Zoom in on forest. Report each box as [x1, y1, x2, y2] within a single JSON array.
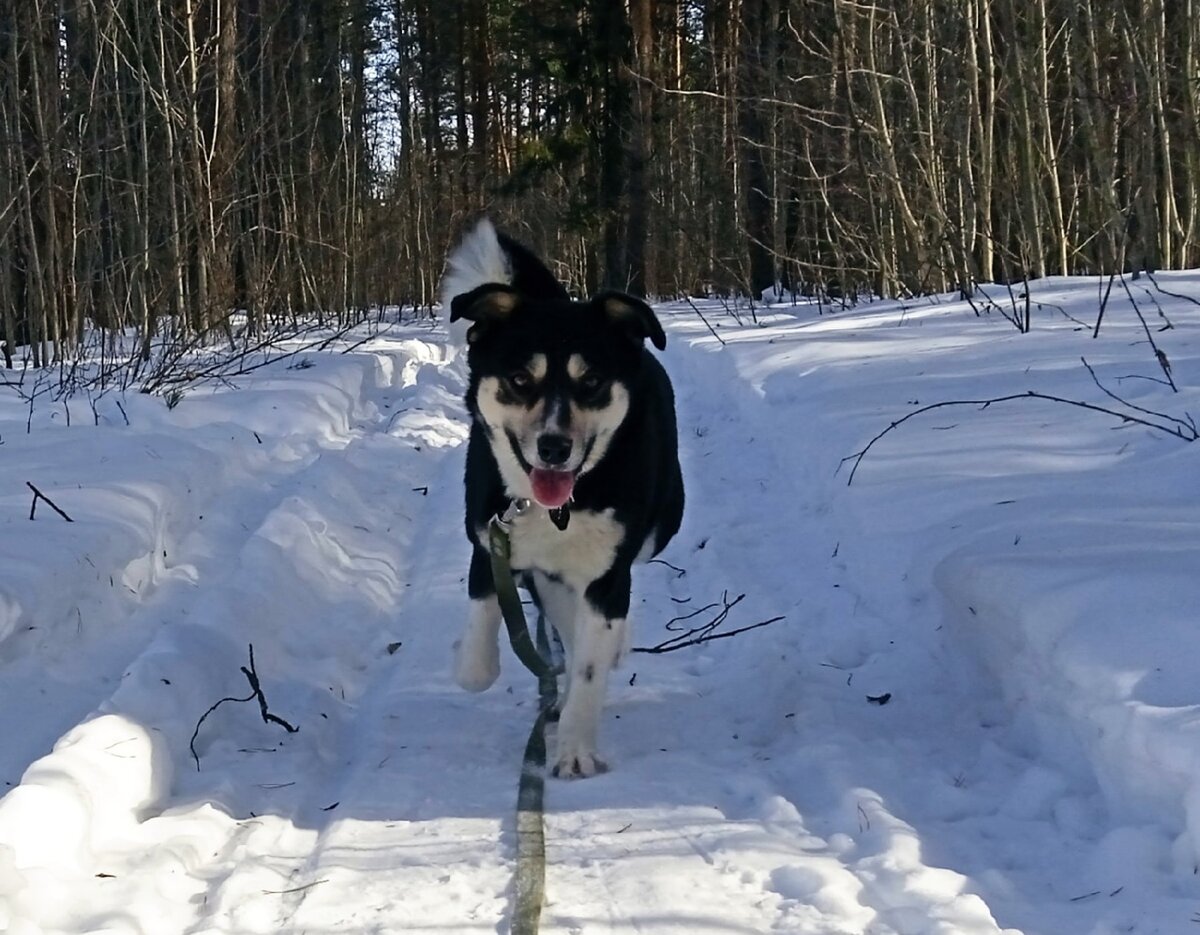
[[2, 0, 1199, 365]]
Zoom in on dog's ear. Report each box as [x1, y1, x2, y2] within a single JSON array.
[[450, 284, 519, 342], [449, 283, 518, 323], [596, 291, 666, 351]]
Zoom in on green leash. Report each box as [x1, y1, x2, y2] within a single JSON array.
[[488, 508, 560, 935], [488, 513, 557, 681]]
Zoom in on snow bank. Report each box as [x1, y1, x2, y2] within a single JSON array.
[[936, 502, 1200, 868], [2, 278, 1199, 934], [0, 331, 460, 932]]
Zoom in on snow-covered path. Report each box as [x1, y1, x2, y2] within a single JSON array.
[[2, 278, 1199, 934]]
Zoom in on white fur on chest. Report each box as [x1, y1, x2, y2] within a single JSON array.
[[505, 508, 625, 587]]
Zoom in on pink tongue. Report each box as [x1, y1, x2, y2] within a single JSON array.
[[529, 469, 575, 508]]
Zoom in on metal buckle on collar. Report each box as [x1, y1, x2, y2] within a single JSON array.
[[493, 496, 571, 533], [495, 497, 532, 531]]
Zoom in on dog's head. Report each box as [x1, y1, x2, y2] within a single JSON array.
[[452, 284, 666, 508]]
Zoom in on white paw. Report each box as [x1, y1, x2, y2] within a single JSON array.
[[453, 636, 499, 692], [551, 737, 608, 779]]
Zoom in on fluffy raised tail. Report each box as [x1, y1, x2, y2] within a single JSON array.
[[441, 219, 512, 346], [441, 220, 571, 345]]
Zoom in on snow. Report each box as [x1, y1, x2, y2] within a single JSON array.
[[1, 274, 1198, 933]]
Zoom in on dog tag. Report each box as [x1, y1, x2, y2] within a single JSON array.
[[549, 506, 570, 531]]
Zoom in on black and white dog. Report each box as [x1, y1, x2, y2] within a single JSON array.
[[442, 220, 684, 778]]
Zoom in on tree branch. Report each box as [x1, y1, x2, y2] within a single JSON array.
[[841, 386, 1197, 486], [27, 482, 73, 522], [189, 643, 298, 770], [633, 590, 785, 654]]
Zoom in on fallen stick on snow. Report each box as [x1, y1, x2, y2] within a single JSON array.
[[189, 643, 299, 771], [633, 590, 785, 654], [26, 482, 74, 522], [840, 374, 1199, 486]]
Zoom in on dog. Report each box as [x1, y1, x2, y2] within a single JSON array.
[[442, 219, 684, 778]]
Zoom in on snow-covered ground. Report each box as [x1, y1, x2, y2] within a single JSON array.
[[0, 274, 1198, 934]]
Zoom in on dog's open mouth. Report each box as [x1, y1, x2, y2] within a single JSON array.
[[529, 468, 575, 509]]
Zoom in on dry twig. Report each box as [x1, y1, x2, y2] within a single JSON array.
[[841, 375, 1198, 486], [633, 590, 785, 654], [27, 482, 73, 522], [189, 643, 299, 770]]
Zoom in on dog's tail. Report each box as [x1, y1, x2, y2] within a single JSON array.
[[440, 218, 511, 346], [440, 219, 569, 345]]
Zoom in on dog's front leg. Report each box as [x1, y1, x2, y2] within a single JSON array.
[[553, 566, 630, 778], [455, 546, 502, 692], [529, 571, 579, 703]]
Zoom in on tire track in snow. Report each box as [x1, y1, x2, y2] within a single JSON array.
[[0, 333, 467, 933], [360, 319, 882, 935], [164, 336, 472, 935], [648, 303, 1176, 935], [0, 429, 272, 790], [585, 307, 1016, 935], [257, 344, 527, 934], [0, 348, 398, 800], [266, 328, 826, 934]]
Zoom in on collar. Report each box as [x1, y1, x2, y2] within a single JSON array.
[[497, 497, 572, 531]]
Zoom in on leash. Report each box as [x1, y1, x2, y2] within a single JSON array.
[[488, 500, 558, 681], [488, 502, 561, 935]]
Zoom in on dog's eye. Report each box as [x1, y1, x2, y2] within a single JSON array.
[[509, 371, 534, 391], [577, 373, 605, 394]]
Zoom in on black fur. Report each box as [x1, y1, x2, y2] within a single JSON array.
[[497, 232, 569, 301], [460, 237, 684, 622], [449, 225, 684, 775]]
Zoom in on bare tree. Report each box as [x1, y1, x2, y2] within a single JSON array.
[[4, 0, 1200, 372]]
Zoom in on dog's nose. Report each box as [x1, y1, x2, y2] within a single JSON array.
[[537, 434, 573, 467]]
